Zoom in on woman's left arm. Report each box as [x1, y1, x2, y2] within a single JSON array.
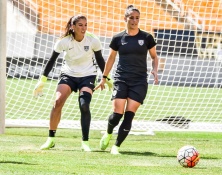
[[94, 50, 105, 72], [149, 47, 159, 85]]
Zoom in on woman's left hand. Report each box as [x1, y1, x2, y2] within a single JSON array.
[[151, 70, 158, 85]]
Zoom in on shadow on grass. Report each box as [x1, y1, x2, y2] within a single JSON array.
[[51, 149, 221, 160], [92, 150, 160, 157], [114, 151, 220, 160], [0, 161, 37, 165], [121, 151, 158, 157]]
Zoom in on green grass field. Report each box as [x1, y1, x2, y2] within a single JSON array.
[[0, 128, 222, 175], [4, 79, 222, 174]]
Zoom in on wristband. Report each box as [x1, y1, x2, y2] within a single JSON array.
[[102, 75, 110, 81]]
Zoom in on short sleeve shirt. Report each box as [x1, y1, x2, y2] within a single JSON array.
[[54, 31, 102, 77], [109, 29, 156, 81]]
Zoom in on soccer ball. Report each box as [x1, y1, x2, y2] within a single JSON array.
[[177, 145, 200, 168]]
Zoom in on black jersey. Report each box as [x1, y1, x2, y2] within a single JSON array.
[[109, 29, 156, 81]]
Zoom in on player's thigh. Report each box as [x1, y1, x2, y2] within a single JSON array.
[[55, 84, 72, 106], [112, 81, 128, 113], [125, 98, 141, 113], [112, 98, 127, 114]]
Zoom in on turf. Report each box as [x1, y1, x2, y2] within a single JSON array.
[[0, 128, 221, 175]]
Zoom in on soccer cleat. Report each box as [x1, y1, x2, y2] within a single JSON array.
[[81, 141, 91, 152], [40, 137, 55, 150], [100, 133, 112, 150], [110, 145, 120, 155]]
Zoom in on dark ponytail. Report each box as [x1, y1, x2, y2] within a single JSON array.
[[62, 14, 87, 38], [125, 5, 140, 17]]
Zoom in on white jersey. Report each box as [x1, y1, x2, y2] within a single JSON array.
[[54, 31, 102, 77]]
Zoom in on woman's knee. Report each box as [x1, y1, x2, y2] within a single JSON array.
[[79, 91, 92, 113], [53, 97, 66, 109]]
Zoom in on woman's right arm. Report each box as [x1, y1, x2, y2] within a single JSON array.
[[42, 51, 60, 77], [103, 49, 117, 77], [94, 49, 117, 90], [34, 51, 60, 98]]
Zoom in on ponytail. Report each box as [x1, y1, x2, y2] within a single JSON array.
[[62, 14, 87, 38]]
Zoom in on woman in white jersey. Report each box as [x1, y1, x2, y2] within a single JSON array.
[[95, 5, 159, 154], [34, 14, 112, 151]]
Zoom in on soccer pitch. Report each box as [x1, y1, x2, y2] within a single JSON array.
[[2, 0, 222, 173], [3, 79, 222, 174], [0, 128, 222, 175]]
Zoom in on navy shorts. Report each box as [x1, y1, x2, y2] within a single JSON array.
[[58, 74, 96, 92], [111, 79, 148, 104]]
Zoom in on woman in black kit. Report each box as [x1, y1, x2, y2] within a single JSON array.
[[95, 5, 159, 154]]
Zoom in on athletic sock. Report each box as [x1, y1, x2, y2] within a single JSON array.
[[115, 111, 135, 146], [49, 130, 56, 137]]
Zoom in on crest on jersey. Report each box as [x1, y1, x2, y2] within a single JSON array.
[[138, 40, 144, 46], [84, 46, 89, 51]]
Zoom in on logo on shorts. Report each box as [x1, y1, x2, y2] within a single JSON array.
[[84, 46, 89, 51], [62, 77, 68, 82], [112, 90, 117, 96], [138, 40, 144, 46]]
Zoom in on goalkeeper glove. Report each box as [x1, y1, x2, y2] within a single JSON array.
[[104, 74, 113, 91], [34, 75, 47, 98]]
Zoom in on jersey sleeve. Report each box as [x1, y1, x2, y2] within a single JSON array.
[[109, 36, 118, 51], [53, 39, 64, 53], [92, 37, 102, 52], [146, 34, 157, 49]]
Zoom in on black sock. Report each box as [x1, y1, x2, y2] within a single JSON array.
[[49, 130, 56, 137], [79, 91, 92, 141], [115, 111, 135, 147]]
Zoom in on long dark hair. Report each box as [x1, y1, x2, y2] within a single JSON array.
[[125, 5, 140, 17], [62, 14, 87, 38]]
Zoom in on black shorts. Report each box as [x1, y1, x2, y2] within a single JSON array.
[[111, 79, 148, 104], [58, 74, 96, 92]]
